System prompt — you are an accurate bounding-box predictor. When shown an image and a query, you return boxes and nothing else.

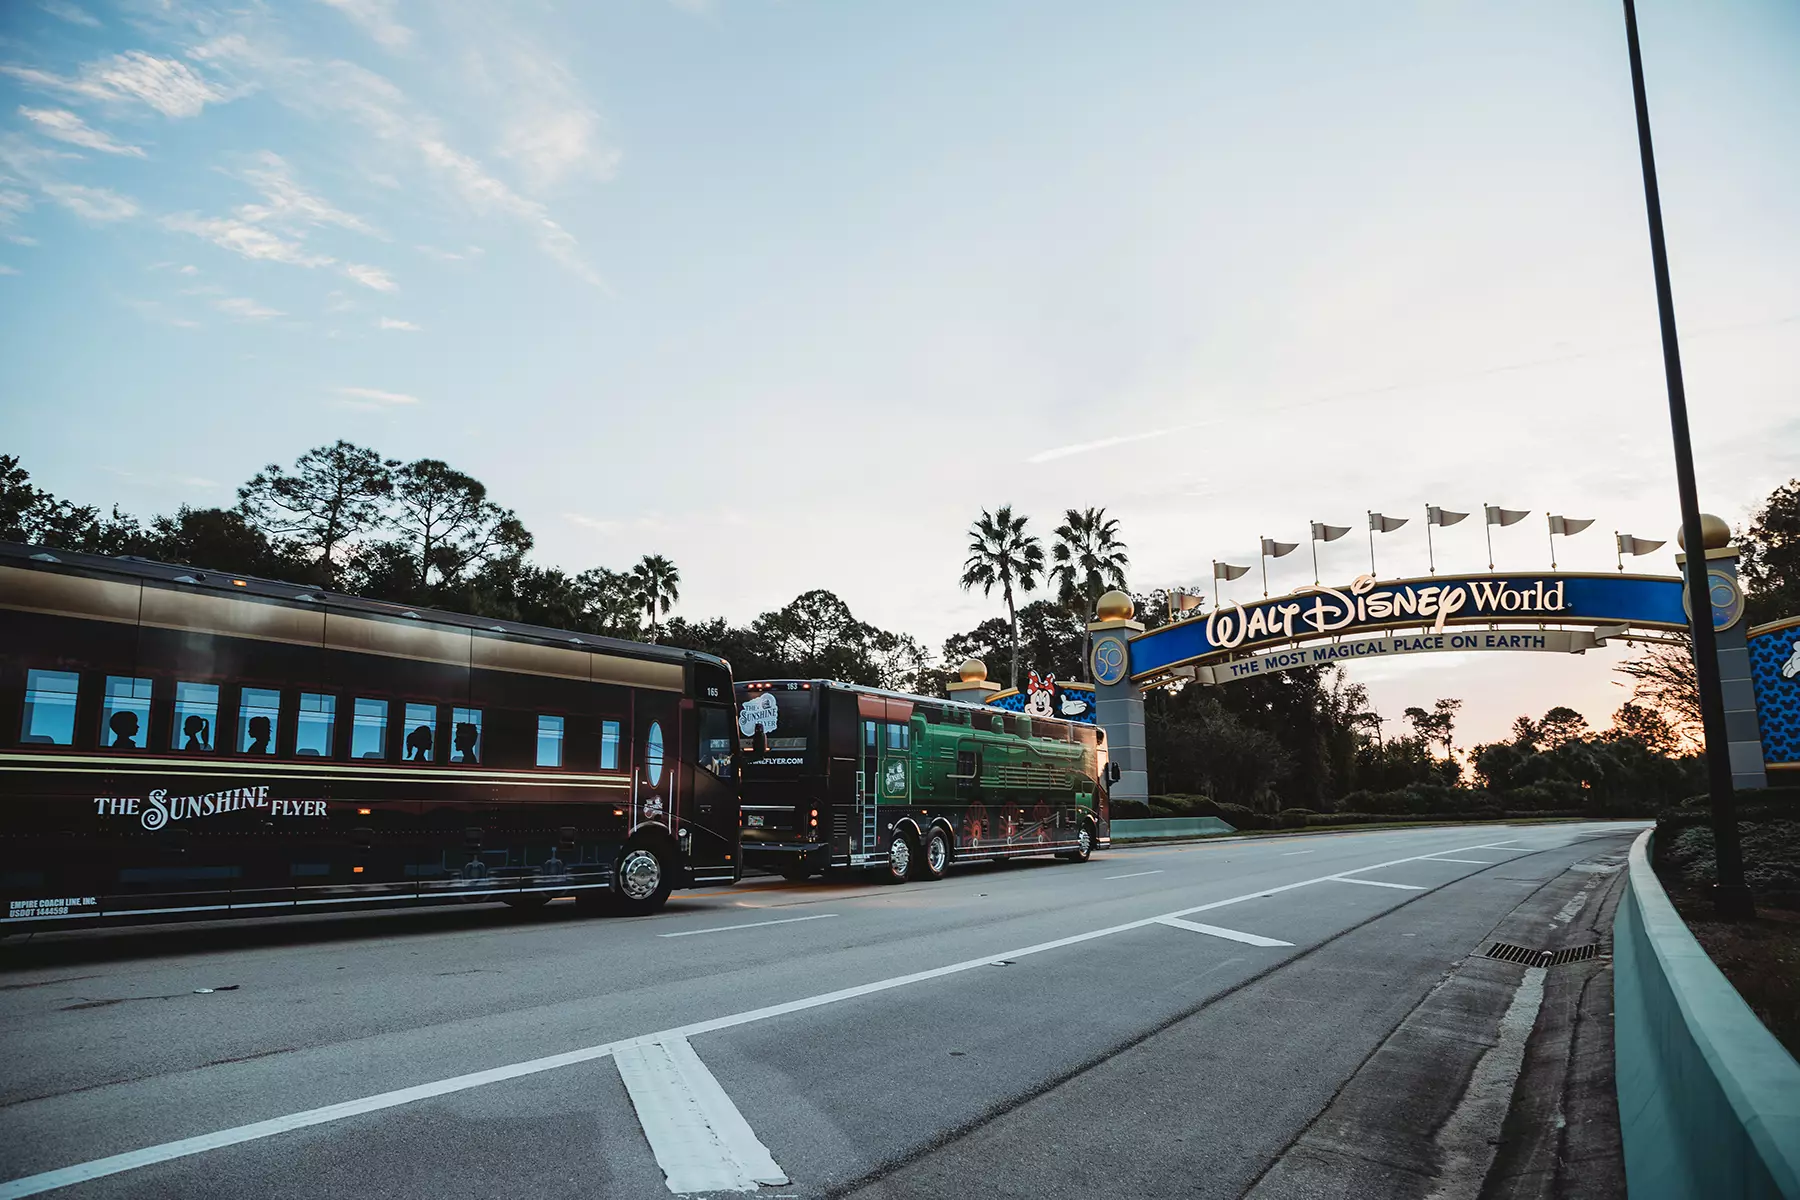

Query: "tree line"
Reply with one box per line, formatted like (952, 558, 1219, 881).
(5, 446, 1795, 816)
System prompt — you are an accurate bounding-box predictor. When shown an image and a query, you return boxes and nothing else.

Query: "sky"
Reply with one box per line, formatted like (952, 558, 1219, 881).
(1, 0, 1797, 748)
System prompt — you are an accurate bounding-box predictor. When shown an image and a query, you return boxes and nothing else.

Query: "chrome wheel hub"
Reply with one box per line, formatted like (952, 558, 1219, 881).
(618, 848, 662, 901)
(927, 834, 947, 873)
(1078, 828, 1091, 855)
(889, 837, 911, 877)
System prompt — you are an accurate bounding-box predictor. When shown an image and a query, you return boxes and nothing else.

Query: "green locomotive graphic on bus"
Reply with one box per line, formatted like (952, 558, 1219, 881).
(735, 679, 1114, 884)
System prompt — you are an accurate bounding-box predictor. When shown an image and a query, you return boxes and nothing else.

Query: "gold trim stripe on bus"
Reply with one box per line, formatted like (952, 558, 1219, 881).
(0, 751, 634, 788)
(0, 565, 684, 691)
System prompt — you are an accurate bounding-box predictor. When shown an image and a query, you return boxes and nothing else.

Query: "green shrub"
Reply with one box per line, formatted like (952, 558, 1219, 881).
(1655, 819, 1800, 906)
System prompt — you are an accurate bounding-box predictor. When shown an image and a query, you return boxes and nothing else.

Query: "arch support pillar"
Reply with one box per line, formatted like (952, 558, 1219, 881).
(1088, 604, 1148, 803)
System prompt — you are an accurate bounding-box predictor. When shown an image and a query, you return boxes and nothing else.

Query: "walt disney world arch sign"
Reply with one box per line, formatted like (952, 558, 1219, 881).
(1125, 571, 1694, 688)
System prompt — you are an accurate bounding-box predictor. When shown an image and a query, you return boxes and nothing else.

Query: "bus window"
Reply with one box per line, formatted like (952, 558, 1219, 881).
(886, 722, 910, 751)
(600, 719, 621, 770)
(173, 682, 219, 752)
(102, 676, 152, 750)
(353, 698, 388, 759)
(296, 693, 335, 757)
(536, 715, 564, 767)
(403, 703, 436, 762)
(238, 688, 281, 755)
(698, 707, 735, 779)
(451, 708, 481, 765)
(20, 669, 79, 746)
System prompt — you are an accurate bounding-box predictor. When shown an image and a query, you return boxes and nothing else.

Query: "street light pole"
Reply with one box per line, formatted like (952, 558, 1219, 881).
(1620, 0, 1753, 918)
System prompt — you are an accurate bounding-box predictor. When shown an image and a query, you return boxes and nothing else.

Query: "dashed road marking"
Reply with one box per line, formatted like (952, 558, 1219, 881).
(1156, 916, 1293, 947)
(1329, 877, 1427, 891)
(658, 914, 838, 939)
(1103, 870, 1164, 880)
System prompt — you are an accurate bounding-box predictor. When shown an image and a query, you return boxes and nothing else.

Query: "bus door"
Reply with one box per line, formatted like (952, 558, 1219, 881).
(685, 699, 739, 881)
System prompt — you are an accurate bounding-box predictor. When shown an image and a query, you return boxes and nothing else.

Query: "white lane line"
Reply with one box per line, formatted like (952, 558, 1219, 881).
(1281, 850, 1315, 856)
(1425, 857, 1500, 865)
(1156, 916, 1293, 947)
(657, 914, 837, 939)
(614, 1037, 787, 1194)
(1104, 870, 1164, 880)
(1330, 877, 1426, 891)
(0, 835, 1535, 1200)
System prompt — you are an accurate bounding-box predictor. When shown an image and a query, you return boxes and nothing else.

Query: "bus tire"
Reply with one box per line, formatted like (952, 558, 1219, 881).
(610, 839, 675, 916)
(1059, 822, 1095, 863)
(882, 829, 917, 885)
(919, 826, 950, 882)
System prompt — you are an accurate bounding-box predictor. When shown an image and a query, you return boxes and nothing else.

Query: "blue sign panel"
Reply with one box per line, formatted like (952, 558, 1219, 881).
(986, 680, 1096, 724)
(1129, 572, 1689, 679)
(1748, 621, 1800, 769)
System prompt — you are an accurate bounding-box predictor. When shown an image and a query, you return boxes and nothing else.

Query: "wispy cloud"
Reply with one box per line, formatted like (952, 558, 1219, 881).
(1026, 422, 1207, 464)
(3, 52, 226, 119)
(163, 212, 329, 265)
(377, 316, 419, 331)
(335, 385, 419, 407)
(416, 243, 481, 261)
(235, 152, 376, 235)
(0, 190, 30, 223)
(342, 262, 395, 291)
(216, 296, 282, 319)
(42, 181, 138, 221)
(17, 106, 146, 157)
(163, 152, 386, 279)
(192, 36, 600, 283)
(317, 0, 412, 51)
(0, 264, 18, 275)
(40, 1, 100, 28)
(564, 512, 623, 534)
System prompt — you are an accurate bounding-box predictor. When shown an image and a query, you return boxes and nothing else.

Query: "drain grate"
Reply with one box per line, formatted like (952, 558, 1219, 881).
(1483, 942, 1603, 968)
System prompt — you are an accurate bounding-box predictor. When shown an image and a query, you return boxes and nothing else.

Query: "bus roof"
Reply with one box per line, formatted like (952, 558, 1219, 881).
(0, 541, 727, 673)
(736, 678, 1095, 733)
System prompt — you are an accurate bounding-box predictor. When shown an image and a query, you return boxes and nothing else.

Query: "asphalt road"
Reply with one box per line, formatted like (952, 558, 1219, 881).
(0, 822, 1641, 1199)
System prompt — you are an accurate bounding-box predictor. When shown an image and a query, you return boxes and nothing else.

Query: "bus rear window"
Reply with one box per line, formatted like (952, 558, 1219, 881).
(735, 686, 813, 763)
(21, 669, 79, 746)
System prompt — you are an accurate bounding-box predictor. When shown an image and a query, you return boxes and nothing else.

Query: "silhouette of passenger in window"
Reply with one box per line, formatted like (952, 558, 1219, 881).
(246, 716, 272, 756)
(405, 724, 433, 762)
(109, 710, 140, 749)
(183, 715, 211, 752)
(453, 722, 479, 765)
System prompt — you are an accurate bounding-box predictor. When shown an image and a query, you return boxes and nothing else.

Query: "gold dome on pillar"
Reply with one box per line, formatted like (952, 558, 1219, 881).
(958, 657, 988, 684)
(1095, 590, 1135, 622)
(1676, 513, 1731, 551)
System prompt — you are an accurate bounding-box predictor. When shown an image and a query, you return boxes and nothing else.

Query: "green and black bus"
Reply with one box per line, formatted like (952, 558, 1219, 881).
(734, 679, 1113, 883)
(0, 542, 743, 931)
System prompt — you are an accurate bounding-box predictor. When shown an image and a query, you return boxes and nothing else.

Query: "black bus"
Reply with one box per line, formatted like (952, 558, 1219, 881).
(0, 542, 743, 931)
(734, 679, 1113, 884)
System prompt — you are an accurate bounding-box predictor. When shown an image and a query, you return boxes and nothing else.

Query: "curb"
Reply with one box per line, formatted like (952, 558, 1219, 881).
(1613, 828, 1800, 1198)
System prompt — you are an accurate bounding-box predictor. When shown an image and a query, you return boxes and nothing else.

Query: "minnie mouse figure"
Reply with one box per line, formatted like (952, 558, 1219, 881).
(1025, 671, 1057, 718)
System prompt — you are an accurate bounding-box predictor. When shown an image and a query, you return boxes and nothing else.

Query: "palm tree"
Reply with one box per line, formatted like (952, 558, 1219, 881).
(1050, 507, 1129, 678)
(630, 554, 680, 643)
(959, 506, 1046, 690)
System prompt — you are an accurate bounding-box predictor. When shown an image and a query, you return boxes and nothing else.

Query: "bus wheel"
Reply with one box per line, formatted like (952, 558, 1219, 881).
(1059, 824, 1095, 863)
(918, 827, 950, 881)
(882, 830, 917, 884)
(611, 841, 674, 915)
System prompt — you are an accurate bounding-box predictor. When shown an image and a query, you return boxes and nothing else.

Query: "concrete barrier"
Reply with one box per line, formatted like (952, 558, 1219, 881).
(1109, 816, 1236, 840)
(1614, 829, 1800, 1198)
